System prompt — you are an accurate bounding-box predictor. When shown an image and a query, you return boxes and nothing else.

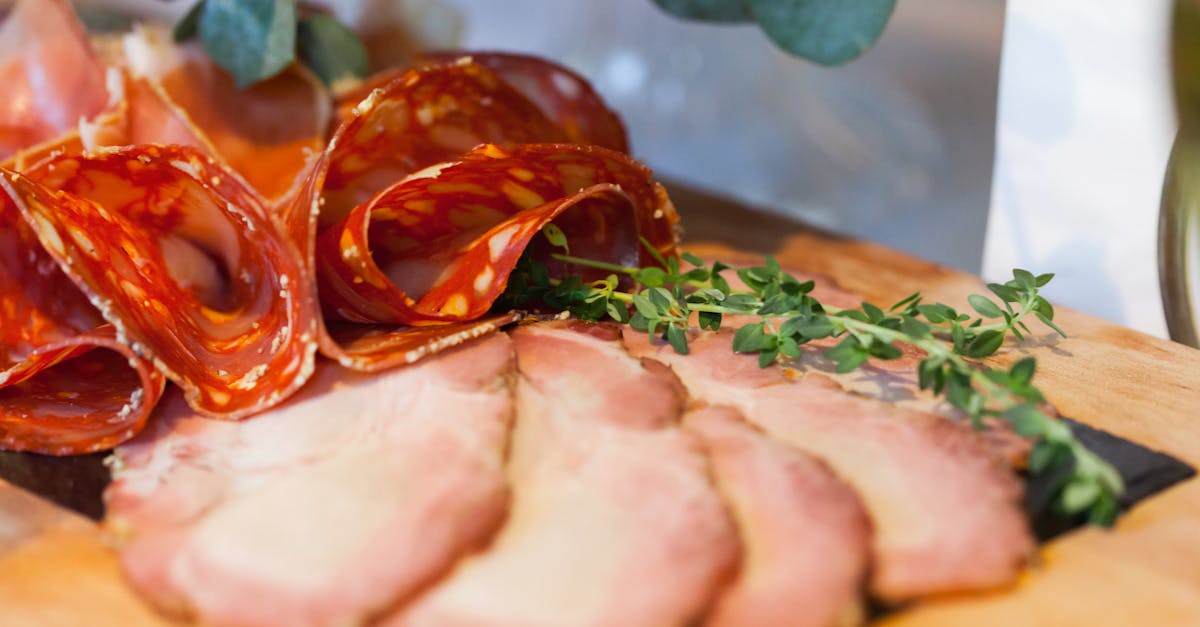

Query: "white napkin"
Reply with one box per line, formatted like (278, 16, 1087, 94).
(984, 0, 1175, 337)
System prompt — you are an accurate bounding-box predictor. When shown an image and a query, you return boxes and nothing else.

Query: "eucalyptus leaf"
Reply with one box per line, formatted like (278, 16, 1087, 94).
(174, 1, 205, 42)
(651, 0, 753, 22)
(199, 0, 297, 89)
(747, 0, 895, 66)
(298, 13, 369, 86)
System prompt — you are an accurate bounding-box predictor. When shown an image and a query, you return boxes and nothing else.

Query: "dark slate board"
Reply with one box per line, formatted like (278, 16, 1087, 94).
(0, 417, 1194, 539)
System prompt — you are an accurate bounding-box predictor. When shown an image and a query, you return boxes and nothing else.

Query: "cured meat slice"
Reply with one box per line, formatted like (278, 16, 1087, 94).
(684, 405, 870, 627)
(321, 60, 567, 229)
(389, 321, 738, 627)
(105, 332, 515, 627)
(421, 51, 630, 153)
(320, 313, 520, 371)
(4, 145, 318, 419)
(625, 327, 1032, 602)
(0, 194, 163, 454)
(121, 27, 328, 204)
(81, 69, 220, 162)
(317, 143, 678, 325)
(0, 0, 108, 158)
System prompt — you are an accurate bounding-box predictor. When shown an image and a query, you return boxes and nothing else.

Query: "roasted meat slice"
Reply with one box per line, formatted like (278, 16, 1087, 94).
(388, 321, 738, 627)
(626, 327, 1032, 602)
(105, 333, 516, 627)
(684, 405, 871, 627)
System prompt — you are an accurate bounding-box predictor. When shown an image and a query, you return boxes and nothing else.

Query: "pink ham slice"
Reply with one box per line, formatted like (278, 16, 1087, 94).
(388, 321, 738, 627)
(625, 327, 1032, 602)
(105, 332, 516, 627)
(684, 405, 871, 627)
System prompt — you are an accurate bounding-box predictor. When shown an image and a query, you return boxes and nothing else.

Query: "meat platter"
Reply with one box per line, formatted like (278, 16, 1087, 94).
(1, 2, 1200, 625)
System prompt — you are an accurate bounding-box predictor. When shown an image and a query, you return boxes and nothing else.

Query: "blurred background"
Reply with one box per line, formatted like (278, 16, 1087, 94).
(79, 0, 1180, 338)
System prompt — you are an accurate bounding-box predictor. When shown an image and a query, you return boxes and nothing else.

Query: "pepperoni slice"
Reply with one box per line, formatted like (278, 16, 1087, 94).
(0, 199, 163, 454)
(0, 0, 108, 159)
(319, 61, 566, 232)
(4, 145, 318, 419)
(121, 28, 329, 204)
(315, 143, 678, 325)
(419, 51, 630, 153)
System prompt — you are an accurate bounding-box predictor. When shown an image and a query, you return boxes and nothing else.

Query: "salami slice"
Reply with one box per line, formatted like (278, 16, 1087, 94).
(3, 145, 318, 419)
(315, 143, 678, 325)
(0, 198, 163, 454)
(420, 51, 630, 153)
(0, 0, 108, 159)
(320, 61, 567, 232)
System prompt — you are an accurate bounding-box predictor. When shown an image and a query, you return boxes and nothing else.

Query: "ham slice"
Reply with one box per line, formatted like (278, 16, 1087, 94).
(105, 332, 516, 627)
(625, 327, 1032, 602)
(0, 0, 108, 159)
(684, 406, 870, 627)
(389, 321, 738, 627)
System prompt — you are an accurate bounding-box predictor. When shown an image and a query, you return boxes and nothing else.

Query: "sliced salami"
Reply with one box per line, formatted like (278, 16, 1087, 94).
(3, 145, 318, 419)
(0, 197, 163, 454)
(315, 143, 677, 325)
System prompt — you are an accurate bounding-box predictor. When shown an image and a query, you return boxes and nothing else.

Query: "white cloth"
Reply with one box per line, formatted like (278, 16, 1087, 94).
(984, 0, 1175, 336)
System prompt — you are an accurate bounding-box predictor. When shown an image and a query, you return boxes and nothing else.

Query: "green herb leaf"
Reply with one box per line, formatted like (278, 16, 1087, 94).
(968, 294, 1004, 319)
(298, 14, 370, 86)
(666, 324, 689, 354)
(963, 329, 1005, 358)
(199, 0, 297, 89)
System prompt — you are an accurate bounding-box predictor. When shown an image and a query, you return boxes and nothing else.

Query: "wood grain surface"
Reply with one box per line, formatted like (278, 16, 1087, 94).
(1, 182, 1198, 625)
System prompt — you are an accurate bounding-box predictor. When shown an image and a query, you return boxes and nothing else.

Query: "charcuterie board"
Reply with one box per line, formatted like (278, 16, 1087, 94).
(2, 181, 1199, 626)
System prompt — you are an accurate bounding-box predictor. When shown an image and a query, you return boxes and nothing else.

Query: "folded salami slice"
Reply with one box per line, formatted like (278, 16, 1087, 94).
(3, 145, 319, 419)
(0, 198, 163, 454)
(0, 0, 108, 159)
(320, 60, 567, 231)
(420, 51, 630, 153)
(316, 143, 678, 325)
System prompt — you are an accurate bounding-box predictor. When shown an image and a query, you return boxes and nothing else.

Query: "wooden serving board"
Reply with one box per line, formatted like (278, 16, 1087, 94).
(2, 183, 1200, 625)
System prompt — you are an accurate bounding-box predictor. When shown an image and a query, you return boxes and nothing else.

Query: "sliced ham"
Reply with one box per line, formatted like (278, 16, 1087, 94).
(105, 332, 516, 627)
(389, 321, 738, 627)
(684, 405, 870, 627)
(625, 327, 1032, 602)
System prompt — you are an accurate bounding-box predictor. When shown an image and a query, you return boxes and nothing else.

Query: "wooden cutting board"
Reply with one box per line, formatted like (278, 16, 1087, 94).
(2, 183, 1199, 625)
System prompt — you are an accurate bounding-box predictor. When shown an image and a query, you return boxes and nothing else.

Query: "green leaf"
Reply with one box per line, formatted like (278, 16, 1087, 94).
(1033, 295, 1055, 321)
(540, 224, 569, 252)
(1059, 479, 1102, 514)
(1003, 403, 1045, 437)
(698, 310, 722, 331)
(987, 282, 1021, 304)
(1028, 440, 1062, 474)
(1035, 312, 1067, 338)
(861, 301, 885, 323)
(1035, 272, 1055, 287)
(1010, 357, 1036, 386)
(635, 266, 667, 288)
(889, 291, 921, 312)
(651, 0, 753, 22)
(606, 301, 630, 324)
(900, 316, 930, 339)
(964, 329, 1005, 358)
(174, 1, 205, 42)
(747, 0, 895, 66)
(1013, 268, 1037, 290)
(631, 294, 657, 319)
(298, 13, 369, 86)
(199, 0, 297, 89)
(733, 323, 768, 353)
(967, 294, 1004, 319)
(758, 347, 779, 367)
(666, 324, 689, 355)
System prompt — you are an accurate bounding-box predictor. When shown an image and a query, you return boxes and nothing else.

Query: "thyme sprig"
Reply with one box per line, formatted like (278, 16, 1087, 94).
(497, 236, 1125, 526)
